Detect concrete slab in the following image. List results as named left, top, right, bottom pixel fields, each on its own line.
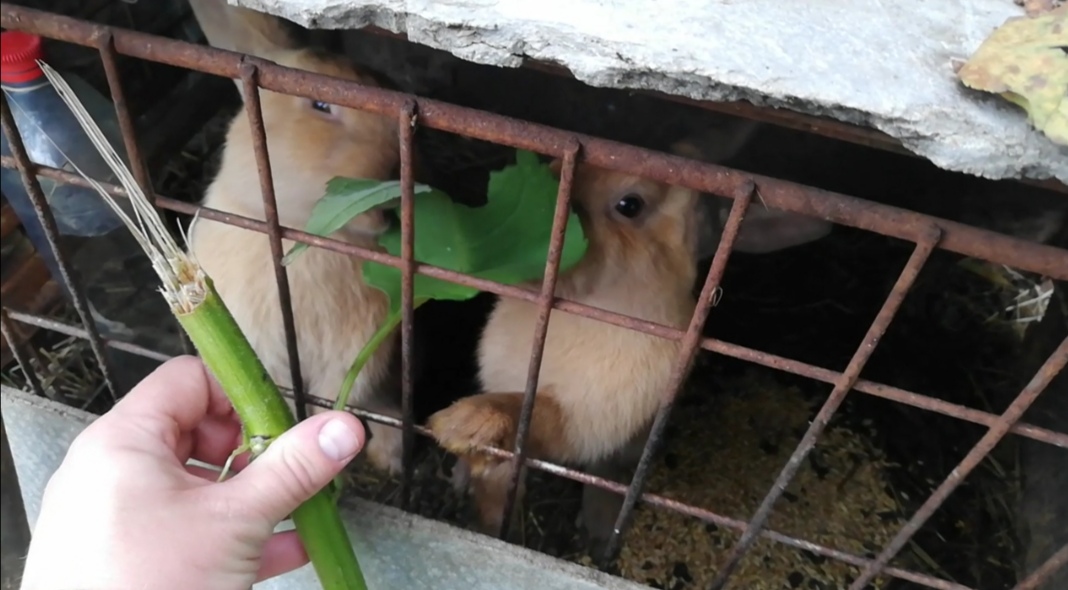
left=233, top=0, right=1068, bottom=185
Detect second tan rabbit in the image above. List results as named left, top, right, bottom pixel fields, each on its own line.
left=186, top=1, right=407, bottom=474
left=428, top=128, right=832, bottom=548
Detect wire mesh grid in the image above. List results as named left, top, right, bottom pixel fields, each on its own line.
left=1, top=4, right=1066, bottom=590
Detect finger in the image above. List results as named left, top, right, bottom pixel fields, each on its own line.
left=222, top=412, right=364, bottom=524
left=254, top=530, right=309, bottom=582
left=99, top=356, right=234, bottom=447
left=185, top=414, right=244, bottom=466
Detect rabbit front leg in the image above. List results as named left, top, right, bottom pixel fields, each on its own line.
left=428, top=390, right=568, bottom=534
left=427, top=390, right=569, bottom=467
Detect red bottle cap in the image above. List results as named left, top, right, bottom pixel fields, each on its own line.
left=1, top=31, right=45, bottom=84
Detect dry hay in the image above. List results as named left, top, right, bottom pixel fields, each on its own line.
left=595, top=368, right=905, bottom=590
left=1, top=306, right=106, bottom=406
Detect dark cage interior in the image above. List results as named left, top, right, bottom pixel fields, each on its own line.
left=1, top=1, right=1066, bottom=590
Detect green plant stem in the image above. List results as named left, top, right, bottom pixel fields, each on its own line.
left=334, top=301, right=426, bottom=411
left=177, top=278, right=368, bottom=590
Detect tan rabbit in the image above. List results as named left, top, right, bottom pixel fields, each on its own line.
left=427, top=125, right=832, bottom=546
left=186, top=0, right=407, bottom=474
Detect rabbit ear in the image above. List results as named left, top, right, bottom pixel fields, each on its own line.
left=670, top=118, right=760, bottom=165
left=673, top=122, right=830, bottom=254
left=188, top=0, right=300, bottom=96
left=729, top=205, right=833, bottom=254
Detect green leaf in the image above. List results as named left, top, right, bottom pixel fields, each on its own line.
left=364, top=150, right=588, bottom=311
left=282, top=178, right=432, bottom=265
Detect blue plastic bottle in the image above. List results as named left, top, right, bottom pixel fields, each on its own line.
left=1, top=31, right=181, bottom=395
left=0, top=31, right=138, bottom=289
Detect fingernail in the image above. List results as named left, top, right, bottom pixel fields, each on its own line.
left=318, top=418, right=361, bottom=462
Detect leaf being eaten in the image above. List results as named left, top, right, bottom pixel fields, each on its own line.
left=287, top=150, right=588, bottom=312
left=957, top=6, right=1068, bottom=146
left=281, top=178, right=431, bottom=265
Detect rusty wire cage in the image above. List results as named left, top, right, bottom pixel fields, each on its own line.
left=1, top=3, right=1067, bottom=590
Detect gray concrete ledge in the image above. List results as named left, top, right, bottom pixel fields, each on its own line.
left=235, top=0, right=1068, bottom=184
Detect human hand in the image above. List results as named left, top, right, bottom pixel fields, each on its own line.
left=19, top=355, right=365, bottom=590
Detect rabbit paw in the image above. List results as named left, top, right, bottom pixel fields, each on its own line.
left=428, top=396, right=516, bottom=473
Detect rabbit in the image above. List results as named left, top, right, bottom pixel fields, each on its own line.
left=186, top=0, right=409, bottom=475
left=427, top=123, right=833, bottom=549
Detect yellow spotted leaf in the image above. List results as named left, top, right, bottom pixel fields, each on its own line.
left=957, top=6, right=1068, bottom=146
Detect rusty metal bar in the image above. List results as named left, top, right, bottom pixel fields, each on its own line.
left=95, top=31, right=195, bottom=359
left=95, top=32, right=154, bottom=203
left=496, top=141, right=581, bottom=540
left=0, top=92, right=120, bottom=400
left=2, top=5, right=1065, bottom=280
left=850, top=336, right=1068, bottom=590
left=709, top=226, right=942, bottom=590
left=238, top=62, right=308, bottom=420
left=700, top=334, right=1068, bottom=449
left=6, top=159, right=1068, bottom=450
left=398, top=100, right=418, bottom=509
left=6, top=310, right=172, bottom=363
left=0, top=308, right=45, bottom=398
left=600, top=182, right=756, bottom=563
left=1013, top=544, right=1068, bottom=590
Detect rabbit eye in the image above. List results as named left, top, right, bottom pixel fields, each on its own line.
left=310, top=100, right=332, bottom=114
left=614, top=194, right=645, bottom=219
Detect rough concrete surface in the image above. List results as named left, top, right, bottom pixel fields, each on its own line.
left=234, top=0, right=1067, bottom=184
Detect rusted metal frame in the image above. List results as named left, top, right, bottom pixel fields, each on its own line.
left=8, top=159, right=1068, bottom=449
left=397, top=100, right=418, bottom=509
left=0, top=309, right=46, bottom=398
left=6, top=310, right=172, bottom=363
left=4, top=4, right=1066, bottom=280
left=297, top=394, right=973, bottom=590
left=0, top=92, right=120, bottom=400
left=93, top=32, right=196, bottom=358
left=0, top=307, right=1007, bottom=590
left=1, top=295, right=973, bottom=590
left=1013, top=544, right=1068, bottom=590
left=494, top=141, right=582, bottom=541
left=94, top=32, right=154, bottom=203
left=238, top=62, right=308, bottom=420
left=600, top=182, right=757, bottom=564
left=709, top=226, right=943, bottom=590
left=850, top=335, right=1068, bottom=590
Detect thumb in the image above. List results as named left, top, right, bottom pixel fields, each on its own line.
left=223, top=412, right=365, bottom=524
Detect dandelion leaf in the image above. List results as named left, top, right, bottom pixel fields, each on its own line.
left=282, top=178, right=432, bottom=265
left=365, top=149, right=589, bottom=311
left=287, top=150, right=589, bottom=312
left=957, top=6, right=1068, bottom=146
